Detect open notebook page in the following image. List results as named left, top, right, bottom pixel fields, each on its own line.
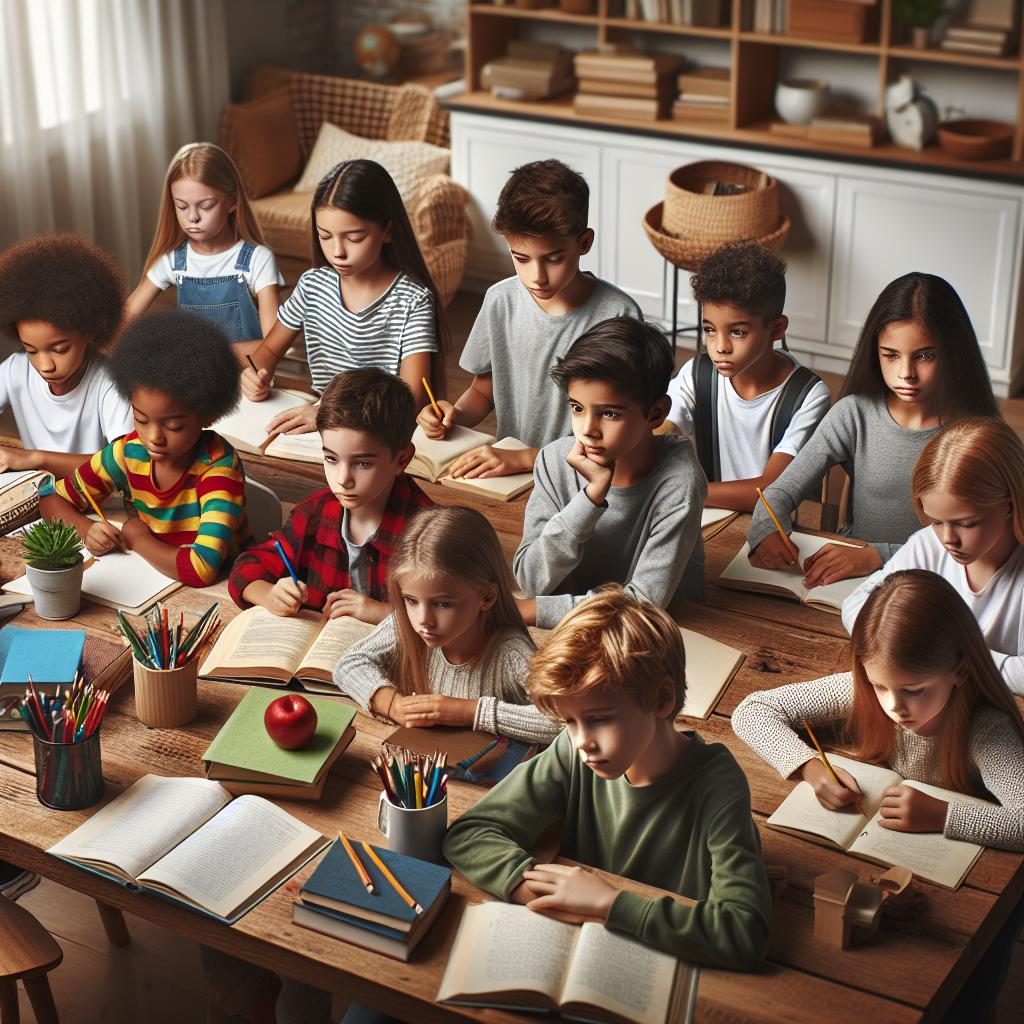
left=677, top=628, right=743, bottom=719
left=214, top=391, right=315, bottom=452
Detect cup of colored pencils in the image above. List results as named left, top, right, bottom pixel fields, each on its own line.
left=118, top=602, right=220, bottom=729
left=24, top=672, right=106, bottom=811
left=372, top=744, right=448, bottom=862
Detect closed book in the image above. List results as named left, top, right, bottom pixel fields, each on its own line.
left=939, top=38, right=1008, bottom=55
left=574, top=91, right=666, bottom=121
left=944, top=24, right=1009, bottom=43
left=671, top=102, right=731, bottom=124
left=675, top=91, right=729, bottom=105
left=575, top=50, right=682, bottom=79
left=676, top=67, right=730, bottom=96
left=578, top=78, right=665, bottom=98
left=0, top=627, right=85, bottom=694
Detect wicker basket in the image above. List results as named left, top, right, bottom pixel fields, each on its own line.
left=662, top=161, right=780, bottom=243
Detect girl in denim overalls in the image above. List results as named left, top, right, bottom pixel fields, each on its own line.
left=126, top=143, right=283, bottom=356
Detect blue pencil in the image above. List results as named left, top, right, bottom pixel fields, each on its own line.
left=273, top=535, right=300, bottom=586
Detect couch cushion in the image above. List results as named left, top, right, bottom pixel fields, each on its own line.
left=292, top=121, right=449, bottom=197
left=219, top=88, right=302, bottom=200
left=251, top=191, right=314, bottom=262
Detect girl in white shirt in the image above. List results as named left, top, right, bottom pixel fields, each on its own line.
left=843, top=417, right=1024, bottom=694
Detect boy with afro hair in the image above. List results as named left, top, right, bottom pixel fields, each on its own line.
left=40, top=311, right=250, bottom=587
left=0, top=234, right=133, bottom=476
left=665, top=241, right=830, bottom=512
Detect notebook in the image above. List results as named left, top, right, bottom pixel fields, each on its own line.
left=0, top=627, right=85, bottom=691
left=213, top=390, right=317, bottom=455
left=700, top=507, right=738, bottom=540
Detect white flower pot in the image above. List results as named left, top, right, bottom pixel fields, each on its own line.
left=774, top=78, right=830, bottom=125
left=26, top=561, right=84, bottom=620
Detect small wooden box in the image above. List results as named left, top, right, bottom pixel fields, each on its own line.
left=787, top=0, right=877, bottom=44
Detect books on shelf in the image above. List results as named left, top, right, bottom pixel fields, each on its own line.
left=575, top=91, right=667, bottom=121
left=213, top=391, right=317, bottom=456
left=438, top=902, right=699, bottom=1024
left=199, top=606, right=375, bottom=693
left=578, top=78, right=667, bottom=99
left=574, top=49, right=683, bottom=86
left=767, top=752, right=991, bottom=890
left=718, top=532, right=866, bottom=614
left=940, top=23, right=1013, bottom=56
left=293, top=838, right=452, bottom=961
left=671, top=100, right=731, bottom=124
left=809, top=113, right=882, bottom=148
left=676, top=67, right=730, bottom=97
left=628, top=0, right=727, bottom=27
left=482, top=41, right=576, bottom=101
left=202, top=688, right=357, bottom=800
left=48, top=774, right=329, bottom=923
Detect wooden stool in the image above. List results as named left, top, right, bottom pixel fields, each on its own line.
left=0, top=895, right=62, bottom=1024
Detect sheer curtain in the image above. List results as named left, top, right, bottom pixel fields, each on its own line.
left=0, top=0, right=229, bottom=281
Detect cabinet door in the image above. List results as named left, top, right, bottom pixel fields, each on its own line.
left=450, top=115, right=602, bottom=286
left=831, top=176, right=1022, bottom=386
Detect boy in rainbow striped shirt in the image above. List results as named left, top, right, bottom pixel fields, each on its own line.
left=39, top=311, right=249, bottom=587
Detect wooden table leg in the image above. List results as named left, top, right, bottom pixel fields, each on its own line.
left=94, top=900, right=131, bottom=947
left=0, top=977, right=20, bottom=1024
left=22, top=975, right=58, bottom=1024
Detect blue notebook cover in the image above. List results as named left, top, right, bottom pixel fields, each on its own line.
left=301, top=840, right=451, bottom=925
left=296, top=901, right=408, bottom=941
left=0, top=627, right=85, bottom=686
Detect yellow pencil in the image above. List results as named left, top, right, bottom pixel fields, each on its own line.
left=76, top=468, right=109, bottom=526
left=413, top=768, right=424, bottom=809
left=361, top=841, right=423, bottom=915
left=338, top=832, right=375, bottom=894
left=421, top=376, right=442, bottom=419
left=755, top=487, right=801, bottom=565
left=802, top=719, right=864, bottom=814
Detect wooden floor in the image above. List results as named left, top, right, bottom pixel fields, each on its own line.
left=6, top=288, right=1024, bottom=1023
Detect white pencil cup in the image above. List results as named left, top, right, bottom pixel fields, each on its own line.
left=377, top=791, right=448, bottom=862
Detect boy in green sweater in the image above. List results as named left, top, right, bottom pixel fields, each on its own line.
left=443, top=587, right=771, bottom=970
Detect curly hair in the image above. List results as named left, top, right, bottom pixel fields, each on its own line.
left=0, top=234, right=125, bottom=349
left=690, top=241, right=786, bottom=323
left=109, top=311, right=240, bottom=422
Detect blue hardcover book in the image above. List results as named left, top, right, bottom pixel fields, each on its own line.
left=0, top=627, right=85, bottom=693
left=300, top=839, right=451, bottom=932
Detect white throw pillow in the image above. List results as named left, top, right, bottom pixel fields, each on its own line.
left=292, top=122, right=450, bottom=197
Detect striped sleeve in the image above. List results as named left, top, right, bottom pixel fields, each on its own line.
left=276, top=270, right=311, bottom=331
left=40, top=439, right=127, bottom=507
left=398, top=286, right=438, bottom=358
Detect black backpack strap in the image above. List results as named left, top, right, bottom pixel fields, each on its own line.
left=769, top=365, right=824, bottom=452
left=692, top=351, right=721, bottom=483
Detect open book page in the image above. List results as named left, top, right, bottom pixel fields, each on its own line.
left=200, top=607, right=324, bottom=677
left=767, top=753, right=903, bottom=850
left=213, top=391, right=315, bottom=454
left=439, top=438, right=535, bottom=501
left=437, top=902, right=577, bottom=1007
left=700, top=508, right=737, bottom=542
left=138, top=794, right=325, bottom=920
left=299, top=615, right=377, bottom=678
left=47, top=775, right=231, bottom=883
left=264, top=431, right=323, bottom=465
left=408, top=425, right=497, bottom=483
left=561, top=921, right=678, bottom=1024
left=847, top=779, right=990, bottom=889
left=677, top=627, right=744, bottom=719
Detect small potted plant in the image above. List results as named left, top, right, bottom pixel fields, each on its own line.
left=21, top=519, right=85, bottom=620
left=893, top=0, right=946, bottom=49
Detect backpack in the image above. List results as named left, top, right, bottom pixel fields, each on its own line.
left=691, top=350, right=824, bottom=483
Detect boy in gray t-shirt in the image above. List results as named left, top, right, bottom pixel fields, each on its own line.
left=416, top=159, right=641, bottom=478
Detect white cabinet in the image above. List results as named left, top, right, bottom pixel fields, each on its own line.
left=450, top=110, right=1024, bottom=395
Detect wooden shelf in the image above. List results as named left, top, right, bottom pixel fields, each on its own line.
left=603, top=17, right=733, bottom=39
left=739, top=31, right=881, bottom=56
left=469, top=4, right=601, bottom=26
left=886, top=45, right=1022, bottom=72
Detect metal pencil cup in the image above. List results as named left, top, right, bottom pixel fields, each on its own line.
left=33, top=729, right=104, bottom=810
left=133, top=657, right=198, bottom=728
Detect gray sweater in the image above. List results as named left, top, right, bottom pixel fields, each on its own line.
left=514, top=433, right=706, bottom=628
left=747, top=393, right=940, bottom=560
left=332, top=615, right=561, bottom=745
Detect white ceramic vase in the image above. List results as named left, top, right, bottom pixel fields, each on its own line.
left=774, top=78, right=830, bottom=125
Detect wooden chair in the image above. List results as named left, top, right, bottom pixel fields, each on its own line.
left=0, top=895, right=62, bottom=1024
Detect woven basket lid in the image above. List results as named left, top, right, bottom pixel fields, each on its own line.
left=642, top=202, right=791, bottom=271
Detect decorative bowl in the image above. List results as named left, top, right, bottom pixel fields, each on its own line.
left=774, top=78, right=830, bottom=125
left=936, top=119, right=1013, bottom=161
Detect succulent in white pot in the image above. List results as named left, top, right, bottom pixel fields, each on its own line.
left=21, top=519, right=85, bottom=620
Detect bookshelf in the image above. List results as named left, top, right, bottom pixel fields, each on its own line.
left=462, top=0, right=1024, bottom=179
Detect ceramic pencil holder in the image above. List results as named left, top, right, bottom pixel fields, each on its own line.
left=377, top=791, right=448, bottom=862
left=33, top=729, right=104, bottom=810
left=133, top=657, right=198, bottom=728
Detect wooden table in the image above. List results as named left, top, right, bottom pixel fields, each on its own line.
left=0, top=524, right=1021, bottom=1024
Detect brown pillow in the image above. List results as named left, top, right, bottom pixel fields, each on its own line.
left=219, top=87, right=301, bottom=200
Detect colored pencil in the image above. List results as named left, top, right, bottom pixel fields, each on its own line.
left=755, top=487, right=801, bottom=565
left=421, top=376, right=442, bottom=419
left=360, top=841, right=422, bottom=915
left=338, top=832, right=375, bottom=894
left=273, top=535, right=300, bottom=586
left=76, top=468, right=110, bottom=526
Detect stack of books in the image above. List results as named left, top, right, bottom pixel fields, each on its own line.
left=672, top=67, right=731, bottom=125
left=940, top=23, right=1013, bottom=57
left=481, top=41, right=575, bottom=101
left=293, top=837, right=451, bottom=961
left=573, top=49, right=682, bottom=121
left=808, top=112, right=882, bottom=148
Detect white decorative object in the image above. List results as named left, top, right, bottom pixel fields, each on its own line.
left=774, top=78, right=830, bottom=125
left=885, top=76, right=938, bottom=151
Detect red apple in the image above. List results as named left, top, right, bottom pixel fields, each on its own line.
left=264, top=694, right=318, bottom=750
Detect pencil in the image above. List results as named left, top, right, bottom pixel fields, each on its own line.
left=76, top=468, right=109, bottom=526
left=338, top=832, right=375, bottom=894
left=755, top=487, right=801, bottom=565
left=421, top=376, right=442, bottom=419
left=802, top=718, right=864, bottom=813
left=361, top=841, right=422, bottom=915
left=273, top=535, right=300, bottom=586
left=246, top=354, right=261, bottom=377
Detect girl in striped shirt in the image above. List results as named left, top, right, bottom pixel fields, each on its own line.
left=39, top=311, right=249, bottom=587
left=243, top=159, right=447, bottom=433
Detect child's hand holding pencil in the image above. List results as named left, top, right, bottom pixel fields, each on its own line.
left=800, top=719, right=865, bottom=814
left=416, top=376, right=456, bottom=440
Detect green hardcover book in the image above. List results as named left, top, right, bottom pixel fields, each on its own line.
left=202, top=689, right=357, bottom=799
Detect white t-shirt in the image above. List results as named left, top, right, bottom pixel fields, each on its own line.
left=667, top=350, right=831, bottom=481
left=146, top=240, right=284, bottom=296
left=0, top=352, right=133, bottom=455
left=841, top=525, right=1024, bottom=696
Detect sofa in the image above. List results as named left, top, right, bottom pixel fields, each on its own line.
left=218, top=64, right=470, bottom=307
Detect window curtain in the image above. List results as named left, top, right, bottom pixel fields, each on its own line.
left=0, top=0, right=229, bottom=282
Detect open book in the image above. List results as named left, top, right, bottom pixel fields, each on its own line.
left=213, top=390, right=316, bottom=456
left=718, top=533, right=865, bottom=613
left=264, top=430, right=323, bottom=464
left=437, top=902, right=698, bottom=1024
left=198, top=606, right=375, bottom=693
left=47, top=774, right=328, bottom=923
left=438, top=437, right=534, bottom=502
left=408, top=426, right=533, bottom=494
left=700, top=507, right=737, bottom=541
left=767, top=752, right=991, bottom=889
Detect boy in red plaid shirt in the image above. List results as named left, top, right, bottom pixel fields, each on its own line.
left=229, top=368, right=431, bottom=623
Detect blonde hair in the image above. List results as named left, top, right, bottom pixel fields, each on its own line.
left=847, top=570, right=1024, bottom=794
left=528, top=587, right=686, bottom=718
left=144, top=143, right=266, bottom=272
left=386, top=506, right=529, bottom=696
left=911, top=416, right=1024, bottom=544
